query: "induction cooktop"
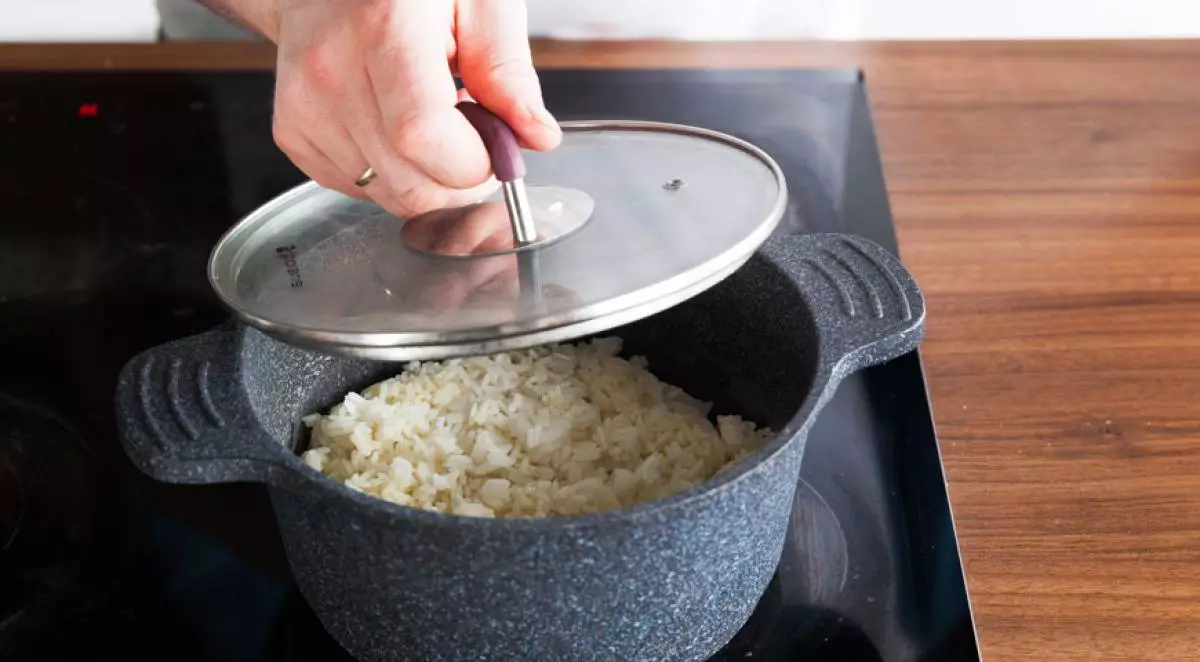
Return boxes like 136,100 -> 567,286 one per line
0,67 -> 978,661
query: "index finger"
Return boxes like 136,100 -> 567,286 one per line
364,1 -> 492,190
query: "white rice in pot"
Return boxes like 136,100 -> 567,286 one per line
300,338 -> 771,518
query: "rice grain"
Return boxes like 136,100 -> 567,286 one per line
300,338 -> 769,518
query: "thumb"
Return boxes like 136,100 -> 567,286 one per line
456,0 -> 561,152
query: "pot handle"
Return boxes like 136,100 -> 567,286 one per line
767,233 -> 926,377
116,322 -> 279,485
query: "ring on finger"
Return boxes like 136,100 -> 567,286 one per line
354,166 -> 378,188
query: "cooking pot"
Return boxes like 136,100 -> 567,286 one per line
116,230 -> 923,662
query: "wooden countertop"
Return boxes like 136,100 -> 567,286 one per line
4,40 -> 1198,661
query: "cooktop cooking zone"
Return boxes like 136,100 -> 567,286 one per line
0,68 -> 977,661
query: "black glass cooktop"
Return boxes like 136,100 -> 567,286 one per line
0,68 -> 978,661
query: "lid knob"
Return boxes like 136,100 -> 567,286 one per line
456,101 -> 536,245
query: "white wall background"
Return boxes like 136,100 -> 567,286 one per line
0,0 -> 160,42
856,0 -> 1200,39
2,0 -> 1200,42
526,0 -> 1200,39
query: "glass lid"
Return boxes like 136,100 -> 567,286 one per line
208,116 -> 787,360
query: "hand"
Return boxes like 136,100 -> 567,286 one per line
223,0 -> 561,218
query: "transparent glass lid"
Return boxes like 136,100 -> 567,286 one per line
208,121 -> 786,359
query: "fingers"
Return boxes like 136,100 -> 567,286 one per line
364,0 -> 492,190
272,1 -> 497,217
271,0 -> 555,222
272,118 -> 366,200
272,12 -> 373,199
310,122 -> 370,190
456,0 -> 561,152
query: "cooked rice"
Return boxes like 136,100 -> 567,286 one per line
300,338 -> 770,518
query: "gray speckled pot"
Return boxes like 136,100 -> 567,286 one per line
116,233 -> 924,662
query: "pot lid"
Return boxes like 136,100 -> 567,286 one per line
208,103 -> 787,360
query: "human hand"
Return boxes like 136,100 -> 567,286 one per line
251,0 -> 561,218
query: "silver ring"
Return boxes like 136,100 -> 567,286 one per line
354,166 -> 377,187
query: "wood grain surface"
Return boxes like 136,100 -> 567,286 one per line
3,40 -> 1198,661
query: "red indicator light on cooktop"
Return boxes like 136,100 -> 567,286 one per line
78,102 -> 99,118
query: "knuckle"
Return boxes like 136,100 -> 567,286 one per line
390,111 -> 492,188
272,120 -> 301,156
396,183 -> 446,217
298,43 -> 343,93
388,110 -> 440,159
357,4 -> 392,41
485,56 -> 535,82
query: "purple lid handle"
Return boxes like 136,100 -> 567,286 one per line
456,101 -> 526,183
